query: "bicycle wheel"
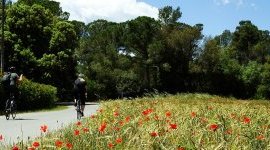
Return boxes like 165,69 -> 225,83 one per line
11,101 -> 17,119
5,110 -> 10,120
76,99 -> 82,120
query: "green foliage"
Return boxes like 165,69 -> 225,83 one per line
254,63 -> 270,99
231,20 -> 262,64
124,16 -> 161,89
18,79 -> 57,110
158,6 -> 182,25
49,21 -> 78,52
17,0 -> 67,17
197,38 -> 221,73
4,1 -> 78,101
6,4 -> 53,57
240,61 -> 261,85
238,61 -> 262,98
219,49 -> 241,76
115,70 -> 141,97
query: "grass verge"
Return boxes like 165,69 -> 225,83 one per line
3,93 -> 270,149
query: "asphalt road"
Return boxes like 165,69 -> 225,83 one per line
0,103 -> 99,145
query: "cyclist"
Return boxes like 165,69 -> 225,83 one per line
73,73 -> 87,116
5,66 -> 23,110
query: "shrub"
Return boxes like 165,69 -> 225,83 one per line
18,79 -> 57,111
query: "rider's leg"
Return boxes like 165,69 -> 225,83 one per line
81,105 -> 85,114
5,89 -> 12,110
81,96 -> 86,116
5,99 -> 10,110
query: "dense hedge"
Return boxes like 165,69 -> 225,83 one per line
18,79 -> 58,110
0,78 -> 57,112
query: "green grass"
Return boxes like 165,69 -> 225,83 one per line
20,105 -> 69,113
0,105 -> 68,116
3,93 -> 270,149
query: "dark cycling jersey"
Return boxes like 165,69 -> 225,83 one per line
73,78 -> 87,105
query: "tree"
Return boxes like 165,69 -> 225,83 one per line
158,6 -> 182,25
76,20 -> 138,98
6,4 -> 53,58
124,16 -> 160,90
198,37 -> 221,73
214,30 -> 232,47
232,20 -> 261,64
5,1 -> 78,100
17,0 -> 68,18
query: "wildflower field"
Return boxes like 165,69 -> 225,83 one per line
2,93 -> 270,150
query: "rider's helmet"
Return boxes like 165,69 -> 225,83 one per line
78,73 -> 84,78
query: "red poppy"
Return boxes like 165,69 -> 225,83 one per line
108,142 -> 114,149
243,116 -> 251,124
116,138 -> 122,144
99,122 -> 107,133
83,128 -> 89,133
90,114 -> 95,119
144,116 -> 150,121
200,117 -> 208,123
138,119 -> 143,126
0,134 -> 3,140
114,127 -> 120,131
169,123 -> 177,129
76,121 -> 82,126
74,129 -> 80,136
66,142 -> 73,149
98,109 -> 103,113
150,132 -> 158,137
55,140 -> 63,148
208,106 -> 213,110
154,115 -> 159,120
32,141 -> 40,148
28,147 -> 35,150
119,121 -> 124,126
191,112 -> 196,118
256,135 -> 264,140
142,109 -> 153,115
178,147 -> 185,150
12,145 -> 19,150
125,116 -> 131,122
40,125 -> 48,133
165,111 -> 171,117
209,124 -> 219,132
225,129 -> 232,135
114,111 -> 119,117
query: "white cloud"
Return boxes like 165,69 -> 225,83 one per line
222,0 -> 230,5
214,0 -> 245,6
214,0 -> 230,5
250,3 -> 257,10
54,0 -> 158,23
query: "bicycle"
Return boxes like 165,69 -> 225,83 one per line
75,98 -> 83,120
5,93 -> 17,120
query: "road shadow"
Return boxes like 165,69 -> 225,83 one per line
13,118 -> 37,120
55,102 -> 99,106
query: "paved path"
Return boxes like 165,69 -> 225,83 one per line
0,103 -> 99,145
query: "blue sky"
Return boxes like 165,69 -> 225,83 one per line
140,0 -> 270,36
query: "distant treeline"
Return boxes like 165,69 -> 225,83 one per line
2,0 -> 270,100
